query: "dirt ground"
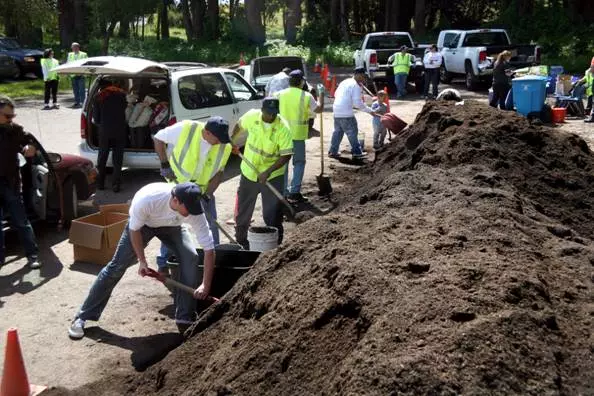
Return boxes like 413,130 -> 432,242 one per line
1,71 -> 593,392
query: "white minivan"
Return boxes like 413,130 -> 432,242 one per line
54,56 -> 263,169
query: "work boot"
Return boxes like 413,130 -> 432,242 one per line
288,192 -> 309,203
112,183 -> 121,193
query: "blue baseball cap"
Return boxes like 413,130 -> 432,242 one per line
262,97 -> 279,115
172,183 -> 204,215
354,67 -> 367,75
205,116 -> 230,144
289,69 -> 304,79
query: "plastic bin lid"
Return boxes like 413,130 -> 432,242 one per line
512,75 -> 548,81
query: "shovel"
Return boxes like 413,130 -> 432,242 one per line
145,268 -> 219,304
315,101 -> 332,196
199,197 -> 242,247
237,152 -> 296,216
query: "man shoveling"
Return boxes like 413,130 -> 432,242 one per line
68,182 -> 215,339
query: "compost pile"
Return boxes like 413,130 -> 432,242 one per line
51,101 -> 594,395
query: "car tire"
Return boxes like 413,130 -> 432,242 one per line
440,65 -> 453,84
465,62 -> 479,91
15,63 -> 24,79
61,178 -> 79,225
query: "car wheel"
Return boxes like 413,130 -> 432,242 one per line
15,63 -> 24,79
62,178 -> 78,225
465,63 -> 479,91
440,65 -> 453,84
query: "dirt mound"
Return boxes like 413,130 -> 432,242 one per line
48,101 -> 594,395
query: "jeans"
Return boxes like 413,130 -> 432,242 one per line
0,179 -> 39,263
44,80 -> 58,105
76,224 -> 200,324
235,175 -> 284,250
424,68 -> 440,98
372,118 -> 387,149
394,73 -> 408,97
156,196 -> 219,270
329,117 -> 363,156
490,83 -> 511,110
284,140 -> 306,194
72,77 -> 86,105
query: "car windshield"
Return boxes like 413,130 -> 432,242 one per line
462,32 -> 509,47
366,35 -> 412,50
0,38 -> 21,50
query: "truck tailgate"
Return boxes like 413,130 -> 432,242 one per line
484,45 -> 539,65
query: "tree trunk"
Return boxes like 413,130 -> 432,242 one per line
396,0 -> 413,31
191,0 -> 206,39
180,0 -> 195,40
142,15 -> 145,40
207,0 -> 220,38
229,0 -> 238,21
101,20 -> 117,55
285,0 -> 301,44
414,0 -> 427,36
73,0 -> 88,44
352,0 -> 361,34
245,0 -> 265,44
383,0 -> 392,30
340,0 -> 349,40
59,0 -> 75,47
305,0 -> 316,20
161,0 -> 170,39
330,0 -> 339,40
118,16 -> 131,38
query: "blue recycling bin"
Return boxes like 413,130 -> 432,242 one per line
512,75 -> 548,116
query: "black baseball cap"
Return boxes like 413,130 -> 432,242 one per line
205,116 -> 230,144
289,69 -> 304,79
354,67 -> 367,75
262,97 -> 280,115
172,183 -> 204,215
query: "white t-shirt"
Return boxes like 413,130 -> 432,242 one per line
128,183 -> 214,250
154,122 -> 215,185
332,77 -> 373,118
265,72 -> 290,96
423,51 -> 443,69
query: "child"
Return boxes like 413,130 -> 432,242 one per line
371,91 -> 388,150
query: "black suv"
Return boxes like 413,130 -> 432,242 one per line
0,37 -> 43,79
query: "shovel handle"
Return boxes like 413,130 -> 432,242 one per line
237,152 -> 296,216
145,268 -> 219,303
200,198 -> 240,245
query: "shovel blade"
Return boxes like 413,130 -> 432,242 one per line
316,174 -> 333,196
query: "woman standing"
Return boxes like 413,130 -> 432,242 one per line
490,50 -> 513,109
40,48 -> 60,110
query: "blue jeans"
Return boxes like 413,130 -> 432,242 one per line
372,118 -> 387,149
0,179 -> 39,263
156,196 -> 218,270
72,76 -> 86,105
394,73 -> 408,97
329,117 -> 363,156
76,224 -> 200,324
284,140 -> 306,194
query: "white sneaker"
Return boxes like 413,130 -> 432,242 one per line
28,256 -> 41,269
68,318 -> 86,339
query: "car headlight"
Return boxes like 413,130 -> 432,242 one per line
24,57 -> 36,63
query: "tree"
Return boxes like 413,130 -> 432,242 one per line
414,0 -> 427,35
285,0 -> 301,44
245,0 -> 265,44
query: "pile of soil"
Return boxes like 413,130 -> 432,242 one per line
49,101 -> 593,395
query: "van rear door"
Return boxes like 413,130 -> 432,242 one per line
53,56 -> 169,78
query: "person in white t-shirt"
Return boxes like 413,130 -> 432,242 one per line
328,67 -> 376,159
265,67 -> 291,97
423,44 -> 443,99
68,182 -> 215,339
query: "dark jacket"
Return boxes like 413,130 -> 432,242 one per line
492,60 -> 510,86
0,123 -> 34,186
93,87 -> 127,138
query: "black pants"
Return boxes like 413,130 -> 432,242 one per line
44,80 -> 58,105
424,68 -> 439,98
235,174 -> 285,250
490,83 -> 510,110
97,131 -> 126,187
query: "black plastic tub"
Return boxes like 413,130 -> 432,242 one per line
167,246 -> 260,298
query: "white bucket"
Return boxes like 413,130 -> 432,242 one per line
247,226 -> 278,252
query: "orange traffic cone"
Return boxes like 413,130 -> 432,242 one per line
1,328 -> 46,396
329,76 -> 337,98
313,58 -> 321,73
383,86 -> 391,112
239,52 -> 246,66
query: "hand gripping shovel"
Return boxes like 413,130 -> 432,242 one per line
237,152 -> 296,217
315,91 -> 332,196
145,268 -> 219,304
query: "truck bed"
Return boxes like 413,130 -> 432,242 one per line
484,44 -> 539,68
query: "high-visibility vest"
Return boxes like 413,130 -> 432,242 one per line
586,69 -> 593,97
170,120 -> 231,191
278,87 -> 310,141
40,58 -> 59,81
392,52 -> 412,75
67,51 -> 88,63
239,109 -> 293,182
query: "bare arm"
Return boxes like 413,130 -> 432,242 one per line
259,155 -> 291,183
198,249 -> 215,298
205,171 -> 223,196
153,138 -> 168,163
130,228 -> 148,276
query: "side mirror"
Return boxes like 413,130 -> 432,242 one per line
254,91 -> 265,100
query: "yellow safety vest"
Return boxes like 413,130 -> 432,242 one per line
170,121 -> 232,191
392,52 -> 412,75
238,109 -> 293,182
586,69 -> 593,97
67,51 -> 88,63
278,87 -> 310,141
40,58 -> 59,81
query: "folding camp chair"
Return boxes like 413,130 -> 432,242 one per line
554,84 -> 586,117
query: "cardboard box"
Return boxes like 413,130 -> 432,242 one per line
69,204 -> 130,265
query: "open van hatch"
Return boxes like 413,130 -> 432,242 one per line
53,56 -> 169,78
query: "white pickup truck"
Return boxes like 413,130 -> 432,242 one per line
353,31 -> 425,93
438,29 -> 541,90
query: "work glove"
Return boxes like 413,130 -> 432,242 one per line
160,161 -> 176,180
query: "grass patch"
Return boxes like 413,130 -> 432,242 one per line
0,78 -> 71,100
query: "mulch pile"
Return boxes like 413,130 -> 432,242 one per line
48,101 -> 593,395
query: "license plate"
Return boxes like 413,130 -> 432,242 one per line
373,71 -> 386,78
